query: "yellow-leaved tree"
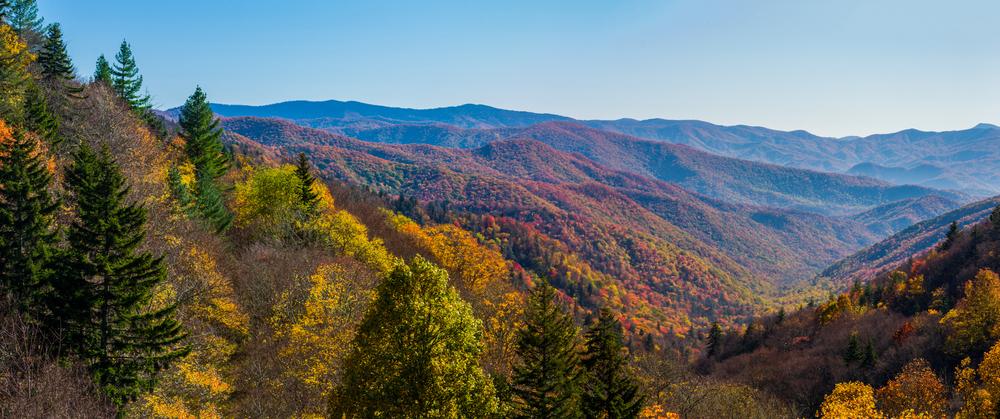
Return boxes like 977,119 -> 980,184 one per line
818,382 -> 883,419
954,340 -> 1000,418
875,358 -> 948,418
268,261 -> 378,416
135,240 -> 249,418
941,269 -> 1000,356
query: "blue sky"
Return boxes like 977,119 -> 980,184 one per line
39,0 -> 1000,137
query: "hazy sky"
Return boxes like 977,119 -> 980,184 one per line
40,0 -> 1000,137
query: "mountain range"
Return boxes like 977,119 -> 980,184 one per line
161,99 -> 996,329
192,99 -> 1000,195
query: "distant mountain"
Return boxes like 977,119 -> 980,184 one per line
818,195 -> 1000,288
193,100 -> 572,129
173,99 -> 1000,195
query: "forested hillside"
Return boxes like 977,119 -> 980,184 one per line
0,4 -> 795,417
701,205 -> 1000,416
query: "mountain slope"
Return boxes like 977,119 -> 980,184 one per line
220,117 -> 912,296
818,195 -> 1000,288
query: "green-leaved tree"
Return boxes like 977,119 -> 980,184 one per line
330,256 -> 499,417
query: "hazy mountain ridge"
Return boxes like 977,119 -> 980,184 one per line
176,99 -> 998,195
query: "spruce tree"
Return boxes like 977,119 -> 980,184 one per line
7,0 -> 41,34
0,126 -> 58,310
38,23 -> 74,81
330,256 -> 498,417
294,152 -> 320,211
706,322 -> 723,357
166,166 -> 195,216
93,54 -> 112,85
512,283 -> 584,419
581,309 -> 644,419
22,81 -> 60,146
110,40 -> 151,111
179,86 -> 232,232
941,221 -> 959,250
51,143 -> 187,406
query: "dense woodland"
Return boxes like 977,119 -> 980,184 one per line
2,1 -> 1000,418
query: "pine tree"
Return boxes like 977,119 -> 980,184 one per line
179,86 -> 232,232
941,221 -> 959,250
512,283 -> 584,419
50,143 -> 187,406
0,125 -> 58,311
330,256 -> 498,417
581,309 -> 644,419
294,152 -> 320,211
706,322 -> 723,357
93,54 -> 111,85
38,23 -> 74,81
110,40 -> 151,111
843,332 -> 862,364
22,81 -> 60,146
7,0 -> 41,34
166,166 -> 195,216
861,340 -> 877,369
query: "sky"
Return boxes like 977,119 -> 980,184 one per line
39,0 -> 1000,137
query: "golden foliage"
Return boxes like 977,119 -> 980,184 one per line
818,382 -> 884,419
941,269 -> 1000,355
270,263 -> 374,401
875,359 -> 947,418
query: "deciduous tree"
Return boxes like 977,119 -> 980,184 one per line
330,256 -> 498,417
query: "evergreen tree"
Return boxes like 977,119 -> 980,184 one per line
37,23 -> 74,81
166,166 -> 195,216
50,144 -> 187,406
941,221 -> 959,250
512,283 -> 584,419
110,40 -> 151,111
7,0 -> 41,34
0,125 -> 57,310
860,340 -> 877,369
22,81 -> 60,146
330,256 -> 498,417
294,152 -> 320,211
706,322 -> 723,357
581,309 -> 644,419
178,86 -> 232,232
93,54 -> 112,85
843,332 -> 862,364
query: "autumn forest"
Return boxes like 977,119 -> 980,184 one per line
3,1 -> 1000,418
